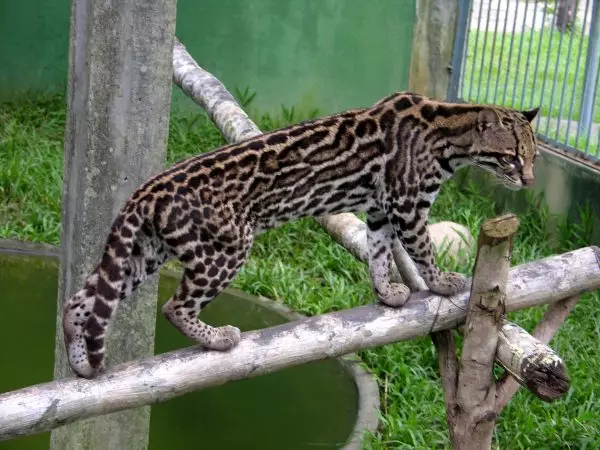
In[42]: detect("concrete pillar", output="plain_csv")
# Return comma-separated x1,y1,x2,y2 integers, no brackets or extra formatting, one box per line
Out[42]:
408,0,459,99
51,0,176,448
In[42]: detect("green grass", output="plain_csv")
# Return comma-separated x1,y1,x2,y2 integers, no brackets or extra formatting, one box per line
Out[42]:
1,95,600,448
463,26,599,156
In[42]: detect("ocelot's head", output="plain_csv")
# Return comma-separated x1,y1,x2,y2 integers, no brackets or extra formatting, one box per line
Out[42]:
470,106,539,189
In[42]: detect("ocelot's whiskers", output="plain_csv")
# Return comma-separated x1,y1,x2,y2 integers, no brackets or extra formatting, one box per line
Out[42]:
62,91,539,378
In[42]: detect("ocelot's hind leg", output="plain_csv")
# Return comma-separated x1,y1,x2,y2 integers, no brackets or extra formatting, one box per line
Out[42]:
162,223,253,351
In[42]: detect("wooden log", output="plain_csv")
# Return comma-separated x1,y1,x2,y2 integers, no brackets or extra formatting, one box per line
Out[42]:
496,321,569,402
0,246,599,441
495,295,580,410
172,38,261,143
452,214,519,450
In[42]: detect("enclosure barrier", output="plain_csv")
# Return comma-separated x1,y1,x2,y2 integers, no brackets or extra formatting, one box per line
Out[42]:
1,245,599,440
449,0,600,160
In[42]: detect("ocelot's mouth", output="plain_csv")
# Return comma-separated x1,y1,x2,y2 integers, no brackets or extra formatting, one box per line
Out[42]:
474,161,525,190
502,174,524,190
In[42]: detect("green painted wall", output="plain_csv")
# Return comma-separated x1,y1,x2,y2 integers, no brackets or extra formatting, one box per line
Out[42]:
0,0,70,99
0,0,415,115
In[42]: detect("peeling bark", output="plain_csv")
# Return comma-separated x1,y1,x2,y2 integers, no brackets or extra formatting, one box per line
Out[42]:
495,295,580,410
496,320,569,402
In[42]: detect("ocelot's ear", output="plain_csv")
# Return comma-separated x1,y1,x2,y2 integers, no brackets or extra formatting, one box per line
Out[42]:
521,107,540,123
477,108,500,132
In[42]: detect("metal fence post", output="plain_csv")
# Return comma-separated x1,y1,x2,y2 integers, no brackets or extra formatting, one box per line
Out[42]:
578,0,600,141
448,0,473,101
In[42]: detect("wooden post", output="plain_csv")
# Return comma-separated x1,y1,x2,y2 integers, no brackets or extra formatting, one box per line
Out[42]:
451,214,519,449
432,215,576,449
51,0,177,448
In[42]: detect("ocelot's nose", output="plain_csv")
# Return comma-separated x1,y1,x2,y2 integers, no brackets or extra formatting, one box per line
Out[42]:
521,164,534,186
521,174,534,186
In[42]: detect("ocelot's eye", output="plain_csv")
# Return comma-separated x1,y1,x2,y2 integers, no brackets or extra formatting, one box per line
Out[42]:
501,156,515,169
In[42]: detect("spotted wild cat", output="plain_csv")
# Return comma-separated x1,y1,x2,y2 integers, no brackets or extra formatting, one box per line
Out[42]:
63,92,539,378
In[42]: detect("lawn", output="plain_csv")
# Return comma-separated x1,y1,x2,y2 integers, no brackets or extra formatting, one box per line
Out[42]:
463,25,599,156
1,95,599,448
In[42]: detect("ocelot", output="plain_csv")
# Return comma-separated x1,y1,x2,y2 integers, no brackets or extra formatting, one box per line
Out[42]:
63,91,539,378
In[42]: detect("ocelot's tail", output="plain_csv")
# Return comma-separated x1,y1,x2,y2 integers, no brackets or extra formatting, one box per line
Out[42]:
62,204,144,378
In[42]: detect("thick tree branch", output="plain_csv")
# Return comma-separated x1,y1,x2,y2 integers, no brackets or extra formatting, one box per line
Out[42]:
172,38,261,143
495,295,580,410
432,331,459,427
496,320,569,402
451,214,519,449
1,247,599,441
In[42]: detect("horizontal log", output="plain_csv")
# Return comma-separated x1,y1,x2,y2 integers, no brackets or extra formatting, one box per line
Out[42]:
1,246,598,440
318,212,576,398
497,321,569,401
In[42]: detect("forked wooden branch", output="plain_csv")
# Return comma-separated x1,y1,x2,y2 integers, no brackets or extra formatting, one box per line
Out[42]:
451,214,519,449
436,216,576,450
1,247,599,441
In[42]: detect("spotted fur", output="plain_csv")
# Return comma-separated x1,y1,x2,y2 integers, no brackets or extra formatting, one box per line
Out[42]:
63,92,539,378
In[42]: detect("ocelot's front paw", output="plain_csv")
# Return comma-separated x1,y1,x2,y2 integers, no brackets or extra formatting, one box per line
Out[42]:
427,271,466,296
376,283,411,307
